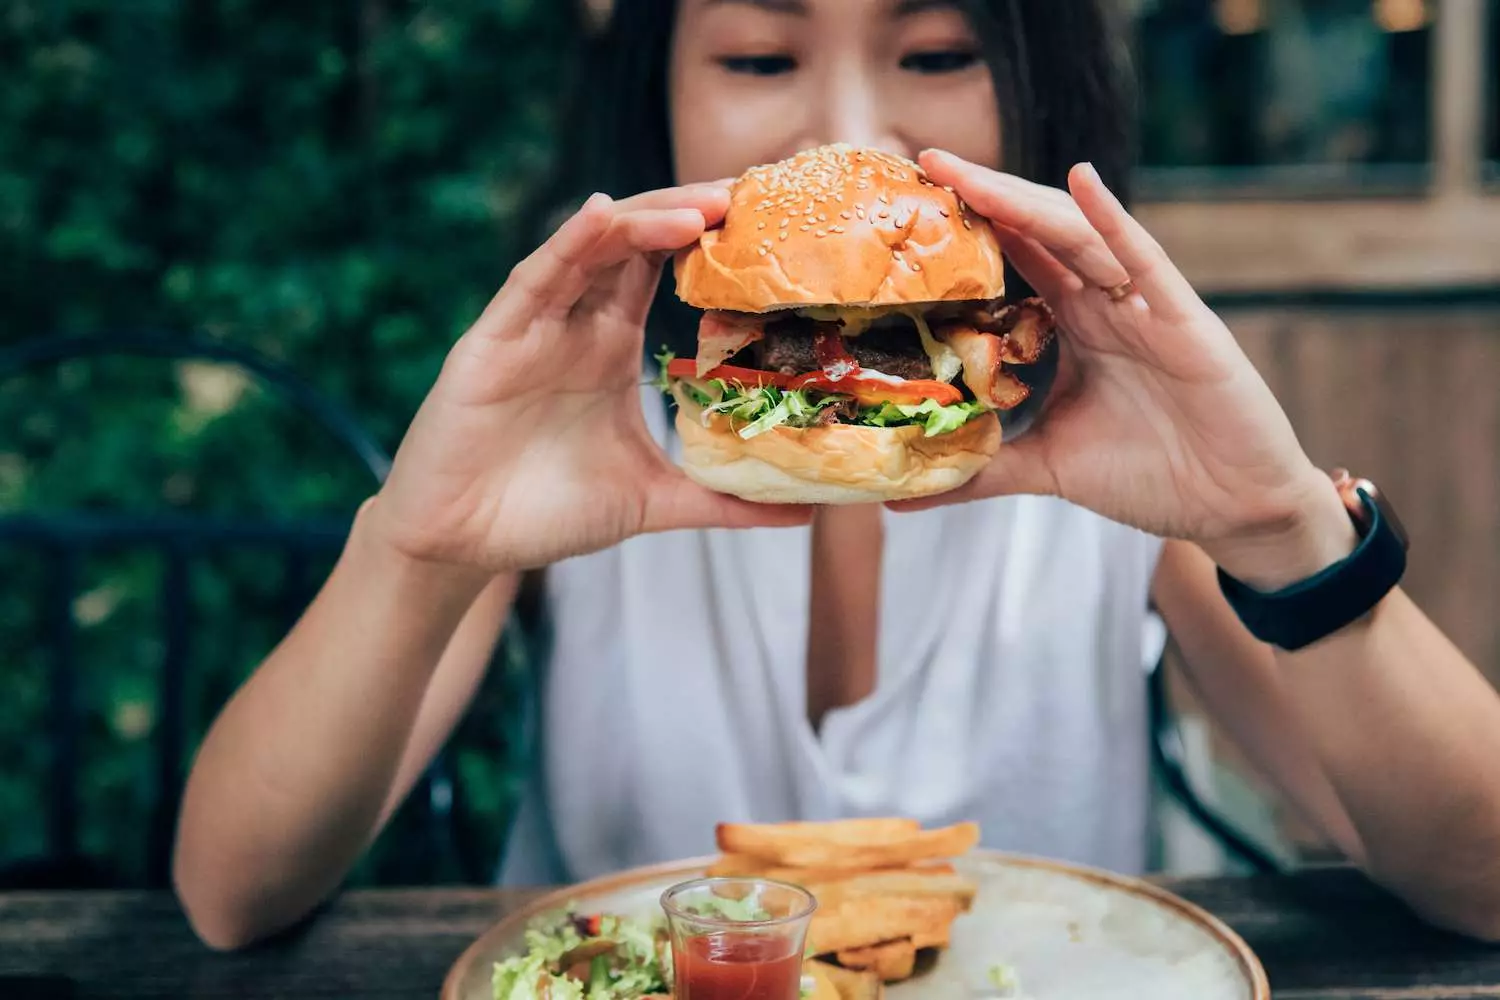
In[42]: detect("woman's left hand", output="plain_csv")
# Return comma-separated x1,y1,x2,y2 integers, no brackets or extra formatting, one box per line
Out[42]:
902,150,1355,589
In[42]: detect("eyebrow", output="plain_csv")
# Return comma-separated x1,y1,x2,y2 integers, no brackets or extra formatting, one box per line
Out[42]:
893,0,960,14
700,0,808,13
699,0,958,15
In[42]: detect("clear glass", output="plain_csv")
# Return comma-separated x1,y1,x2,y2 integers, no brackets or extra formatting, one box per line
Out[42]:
660,877,817,1000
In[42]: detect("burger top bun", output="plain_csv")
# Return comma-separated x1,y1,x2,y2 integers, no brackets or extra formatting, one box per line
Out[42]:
674,144,1005,314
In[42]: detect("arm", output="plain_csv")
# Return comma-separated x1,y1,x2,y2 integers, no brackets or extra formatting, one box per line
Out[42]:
1163,496,1500,941
915,150,1500,940
173,500,515,950
1150,539,1365,865
173,183,805,950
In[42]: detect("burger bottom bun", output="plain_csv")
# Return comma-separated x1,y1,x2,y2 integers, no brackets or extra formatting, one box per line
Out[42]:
671,388,1002,505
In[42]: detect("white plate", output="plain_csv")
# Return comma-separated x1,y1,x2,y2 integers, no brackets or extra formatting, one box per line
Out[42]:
443,851,1269,1000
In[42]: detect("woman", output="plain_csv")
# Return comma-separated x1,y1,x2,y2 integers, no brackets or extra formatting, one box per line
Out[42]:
173,0,1500,950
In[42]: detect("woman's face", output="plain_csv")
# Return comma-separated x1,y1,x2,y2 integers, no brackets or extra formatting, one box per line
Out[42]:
668,0,1001,185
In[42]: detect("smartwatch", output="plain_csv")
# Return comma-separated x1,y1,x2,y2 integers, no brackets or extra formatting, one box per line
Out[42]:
1217,469,1410,651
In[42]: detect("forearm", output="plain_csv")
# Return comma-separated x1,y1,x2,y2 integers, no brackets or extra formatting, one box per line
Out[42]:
1210,485,1500,939
1275,589,1500,938
173,500,493,949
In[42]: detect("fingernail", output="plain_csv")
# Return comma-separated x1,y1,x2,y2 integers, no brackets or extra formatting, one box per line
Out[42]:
583,191,613,209
1076,162,1110,192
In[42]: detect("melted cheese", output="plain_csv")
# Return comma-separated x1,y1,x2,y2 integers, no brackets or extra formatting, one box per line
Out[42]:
849,368,905,384
792,305,960,382
792,305,892,337
910,312,962,383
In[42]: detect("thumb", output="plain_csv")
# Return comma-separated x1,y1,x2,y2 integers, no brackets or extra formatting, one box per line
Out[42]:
886,431,1058,513
641,471,814,534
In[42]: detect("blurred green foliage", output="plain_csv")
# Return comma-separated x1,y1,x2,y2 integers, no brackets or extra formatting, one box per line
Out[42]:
0,0,577,886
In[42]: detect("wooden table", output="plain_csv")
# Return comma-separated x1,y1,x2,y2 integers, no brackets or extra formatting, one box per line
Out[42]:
2,869,1497,998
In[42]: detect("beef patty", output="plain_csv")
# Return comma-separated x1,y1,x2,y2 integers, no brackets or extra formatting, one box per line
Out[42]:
753,316,933,381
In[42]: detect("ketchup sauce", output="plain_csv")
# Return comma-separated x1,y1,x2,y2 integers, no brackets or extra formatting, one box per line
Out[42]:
673,931,805,1000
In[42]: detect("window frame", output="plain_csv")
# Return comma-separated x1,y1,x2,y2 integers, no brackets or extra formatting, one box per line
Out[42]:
1137,0,1500,295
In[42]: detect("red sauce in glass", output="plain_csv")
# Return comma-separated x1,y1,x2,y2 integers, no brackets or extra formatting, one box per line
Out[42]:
673,932,804,1000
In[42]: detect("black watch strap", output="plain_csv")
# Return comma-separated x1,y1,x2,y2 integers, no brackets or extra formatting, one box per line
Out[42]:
1217,484,1408,651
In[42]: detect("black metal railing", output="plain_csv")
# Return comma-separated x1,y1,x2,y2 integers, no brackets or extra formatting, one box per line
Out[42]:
1148,654,1282,875
0,333,396,888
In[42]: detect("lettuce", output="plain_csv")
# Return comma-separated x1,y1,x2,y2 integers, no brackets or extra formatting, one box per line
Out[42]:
682,894,773,922
652,347,675,394
491,912,669,1000
661,368,987,439
858,399,988,437
700,384,835,439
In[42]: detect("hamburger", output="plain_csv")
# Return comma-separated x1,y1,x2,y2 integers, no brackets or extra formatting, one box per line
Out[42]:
660,143,1056,505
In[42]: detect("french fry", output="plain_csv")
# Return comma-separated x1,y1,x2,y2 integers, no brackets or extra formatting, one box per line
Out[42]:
802,962,843,1000
809,959,884,1000
715,818,920,858
908,903,962,950
707,816,976,989
706,856,958,887
808,895,964,955
836,939,917,981
800,868,977,910
714,821,978,870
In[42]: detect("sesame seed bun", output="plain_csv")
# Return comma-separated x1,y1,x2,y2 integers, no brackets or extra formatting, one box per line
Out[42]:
674,144,1006,314
672,386,1001,505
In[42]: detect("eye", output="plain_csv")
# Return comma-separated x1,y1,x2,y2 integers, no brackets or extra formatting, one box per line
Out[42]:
718,54,798,76
900,49,980,74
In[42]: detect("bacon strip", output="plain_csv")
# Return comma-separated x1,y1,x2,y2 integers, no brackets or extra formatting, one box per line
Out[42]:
935,326,1028,410
695,311,765,377
936,298,1054,410
962,297,1055,364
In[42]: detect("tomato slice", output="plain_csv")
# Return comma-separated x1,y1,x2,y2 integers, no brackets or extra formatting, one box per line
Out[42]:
664,358,962,406
666,358,795,388
793,373,962,406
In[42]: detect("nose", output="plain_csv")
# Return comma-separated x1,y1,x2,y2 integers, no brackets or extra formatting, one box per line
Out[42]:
793,61,911,159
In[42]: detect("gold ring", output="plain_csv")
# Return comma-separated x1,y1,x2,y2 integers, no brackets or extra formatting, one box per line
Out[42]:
1104,278,1136,302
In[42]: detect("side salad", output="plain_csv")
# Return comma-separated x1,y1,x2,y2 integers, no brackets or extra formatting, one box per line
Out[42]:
492,901,814,1000
492,910,671,1000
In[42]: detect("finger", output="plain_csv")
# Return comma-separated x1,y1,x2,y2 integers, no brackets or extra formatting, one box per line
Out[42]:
573,208,710,324
918,149,1129,291
578,251,668,334
1068,163,1199,321
486,191,722,334
482,192,615,333
992,224,1081,303
886,431,1059,513
642,474,814,534
589,207,711,271
616,254,673,331
614,183,732,227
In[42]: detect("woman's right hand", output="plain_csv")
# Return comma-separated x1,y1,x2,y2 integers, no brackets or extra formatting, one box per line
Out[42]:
368,185,810,575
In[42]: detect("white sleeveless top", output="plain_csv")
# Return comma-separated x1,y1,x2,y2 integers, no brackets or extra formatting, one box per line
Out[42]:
497,383,1166,885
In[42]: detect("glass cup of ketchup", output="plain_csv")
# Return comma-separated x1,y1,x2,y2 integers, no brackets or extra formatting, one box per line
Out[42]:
661,877,818,1000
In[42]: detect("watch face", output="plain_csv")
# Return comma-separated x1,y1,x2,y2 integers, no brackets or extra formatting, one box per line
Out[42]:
1334,471,1410,552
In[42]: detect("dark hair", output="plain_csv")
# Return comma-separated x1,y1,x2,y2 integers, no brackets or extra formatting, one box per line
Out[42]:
512,0,1136,630
525,0,1138,352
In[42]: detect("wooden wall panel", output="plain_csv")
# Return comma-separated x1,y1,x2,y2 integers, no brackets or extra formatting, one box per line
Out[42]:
1227,304,1500,679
